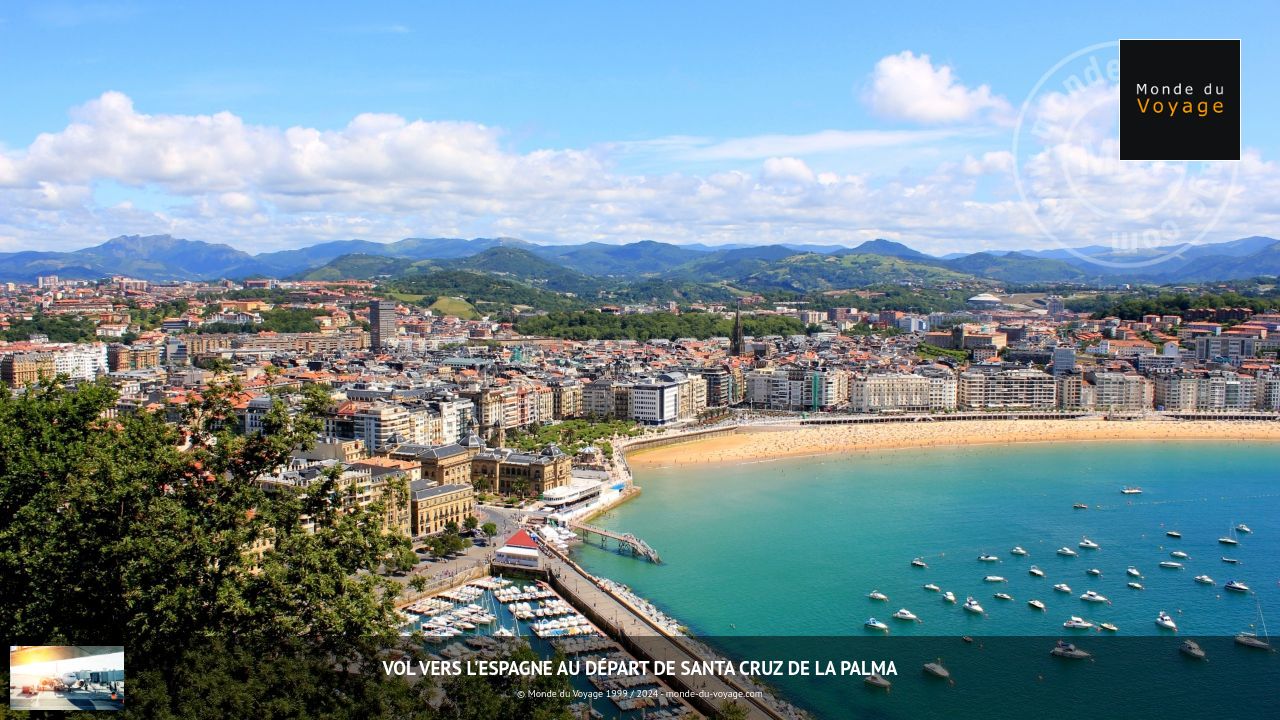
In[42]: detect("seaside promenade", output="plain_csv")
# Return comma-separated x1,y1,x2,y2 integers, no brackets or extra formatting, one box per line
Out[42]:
543,552,788,720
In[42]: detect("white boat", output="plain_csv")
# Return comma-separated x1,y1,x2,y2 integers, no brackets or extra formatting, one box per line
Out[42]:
911,557,928,568
923,661,950,679
1086,568,1102,577
1219,536,1239,546
1159,561,1183,569
983,575,1007,583
868,590,889,601
1221,557,1240,564
1079,590,1109,603
978,554,1000,562
864,617,890,632
892,608,920,622
963,596,984,614
1170,550,1189,559
1011,546,1028,556
1078,537,1100,550
1224,580,1250,593
1194,575,1215,585
1235,523,1252,534
1128,582,1144,590
1057,547,1078,557
865,673,892,690
1099,622,1119,632
994,592,1013,601
1029,565,1046,577
1050,640,1092,659
1028,599,1046,611
1053,583,1072,593
1155,611,1178,631
1063,616,1093,629
1166,530,1181,538
1126,566,1142,577
1235,598,1272,650
923,583,940,592
943,591,957,604
1121,486,1143,494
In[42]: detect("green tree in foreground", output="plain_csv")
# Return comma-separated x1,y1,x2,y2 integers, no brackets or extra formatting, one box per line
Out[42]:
0,379,571,719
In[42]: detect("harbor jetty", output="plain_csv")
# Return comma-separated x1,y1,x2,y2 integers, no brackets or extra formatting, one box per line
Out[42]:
568,519,662,563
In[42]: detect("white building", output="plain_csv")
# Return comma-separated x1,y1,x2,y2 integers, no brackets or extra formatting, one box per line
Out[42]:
631,375,681,425
52,343,109,381
958,368,1056,410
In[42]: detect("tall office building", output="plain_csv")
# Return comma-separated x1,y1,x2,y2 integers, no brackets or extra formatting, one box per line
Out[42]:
369,300,396,350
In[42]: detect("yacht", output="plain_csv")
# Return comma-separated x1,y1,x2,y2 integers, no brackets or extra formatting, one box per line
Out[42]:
1028,599,1046,611
1078,537,1100,550
1126,566,1142,577
963,596,984,614
1224,580,1250,593
1011,546,1029,556
1029,565,1046,577
911,557,928,568
1180,640,1207,660
1218,536,1239,546
864,673,892,690
1079,590,1109,603
994,592,1013,601
1099,622,1119,632
923,583,941,592
1166,530,1181,538
1128,582,1144,590
868,590,889,601
1235,523,1252,534
1073,503,1088,509
1171,550,1189,559
1235,633,1272,650
1194,575,1215,585
1050,640,1092,659
923,661,950,679
978,554,1000,562
1086,568,1102,577
893,608,920,622
1221,557,1240,564
1121,486,1143,494
983,575,1007,583
864,617,890,632
1063,616,1093,629
1057,547,1078,557
1053,583,1072,593
943,591,957,604
1159,561,1183,569
1155,611,1178,631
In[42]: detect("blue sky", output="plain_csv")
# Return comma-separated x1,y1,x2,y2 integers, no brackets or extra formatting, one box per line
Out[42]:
1,1,1278,254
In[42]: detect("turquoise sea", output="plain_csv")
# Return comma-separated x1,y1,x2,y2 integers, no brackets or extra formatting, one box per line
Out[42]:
573,441,1280,719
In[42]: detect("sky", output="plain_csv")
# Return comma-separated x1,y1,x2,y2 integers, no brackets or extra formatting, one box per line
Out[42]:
1,1,1279,255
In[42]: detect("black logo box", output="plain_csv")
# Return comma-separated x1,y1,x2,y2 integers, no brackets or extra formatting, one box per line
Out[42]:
1120,39,1240,161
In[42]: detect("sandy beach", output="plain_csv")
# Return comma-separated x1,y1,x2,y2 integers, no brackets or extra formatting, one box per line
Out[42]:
625,419,1280,468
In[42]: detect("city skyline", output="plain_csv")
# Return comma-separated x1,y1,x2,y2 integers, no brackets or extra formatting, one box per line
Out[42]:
2,2,1279,256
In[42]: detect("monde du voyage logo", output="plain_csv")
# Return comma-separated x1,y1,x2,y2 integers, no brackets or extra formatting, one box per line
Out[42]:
1120,39,1240,160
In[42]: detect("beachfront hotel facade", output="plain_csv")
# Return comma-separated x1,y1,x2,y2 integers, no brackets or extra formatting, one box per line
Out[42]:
849,367,958,413
957,367,1057,410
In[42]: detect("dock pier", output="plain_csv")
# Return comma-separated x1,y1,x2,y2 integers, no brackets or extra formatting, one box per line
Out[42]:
568,520,662,563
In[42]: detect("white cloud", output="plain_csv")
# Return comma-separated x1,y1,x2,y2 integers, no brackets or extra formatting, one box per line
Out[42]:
864,51,1012,125
0,90,1276,257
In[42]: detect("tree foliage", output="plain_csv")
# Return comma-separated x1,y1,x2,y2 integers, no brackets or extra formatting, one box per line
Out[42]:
0,312,98,342
0,379,571,719
515,310,805,341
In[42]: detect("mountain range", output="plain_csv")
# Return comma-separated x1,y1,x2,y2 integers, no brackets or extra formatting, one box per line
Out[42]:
3,234,1279,290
